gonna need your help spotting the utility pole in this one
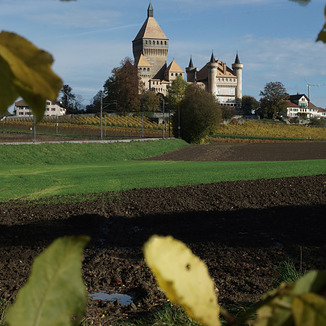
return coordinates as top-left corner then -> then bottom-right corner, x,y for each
162,98 -> 165,139
306,83 -> 326,114
306,83 -> 326,103
100,91 -> 103,140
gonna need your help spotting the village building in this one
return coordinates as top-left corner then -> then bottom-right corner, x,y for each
133,3 -> 243,107
13,100 -> 66,117
286,94 -> 326,119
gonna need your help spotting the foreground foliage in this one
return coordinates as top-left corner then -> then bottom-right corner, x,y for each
6,235 -> 325,326
6,236 -> 89,326
0,31 -> 62,121
144,235 -> 326,326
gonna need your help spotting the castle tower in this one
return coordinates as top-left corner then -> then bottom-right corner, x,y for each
207,52 -> 218,95
185,56 -> 198,82
232,53 -> 243,103
132,3 -> 169,80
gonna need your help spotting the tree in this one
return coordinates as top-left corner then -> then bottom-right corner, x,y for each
141,91 -> 161,112
59,84 -> 81,114
166,75 -> 188,110
172,85 -> 222,143
221,106 -> 236,121
259,81 -> 289,119
241,95 -> 259,115
85,91 -> 102,113
103,57 -> 142,113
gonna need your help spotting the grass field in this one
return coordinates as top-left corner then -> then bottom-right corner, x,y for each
1,139 -> 326,202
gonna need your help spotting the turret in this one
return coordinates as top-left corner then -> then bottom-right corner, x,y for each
185,56 -> 198,82
207,52 -> 218,95
232,52 -> 243,104
147,2 -> 153,18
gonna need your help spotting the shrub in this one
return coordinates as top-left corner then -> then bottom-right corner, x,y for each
172,85 -> 221,143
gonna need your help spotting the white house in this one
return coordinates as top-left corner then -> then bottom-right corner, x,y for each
13,100 -> 66,117
286,94 -> 326,119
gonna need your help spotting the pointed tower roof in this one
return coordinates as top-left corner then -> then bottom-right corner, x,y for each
234,52 -> 241,64
210,52 -> 216,63
188,56 -> 194,68
134,3 -> 168,40
147,2 -> 153,17
166,59 -> 184,73
136,53 -> 152,67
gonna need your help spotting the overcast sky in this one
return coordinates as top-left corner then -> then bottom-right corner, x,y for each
1,0 -> 326,108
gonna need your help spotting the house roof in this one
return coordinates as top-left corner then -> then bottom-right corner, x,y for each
308,102 -> 323,110
134,17 -> 168,40
289,94 -> 309,102
166,59 -> 184,73
286,96 -> 324,111
136,53 -> 152,67
285,100 -> 300,108
196,59 -> 236,81
15,100 -> 28,107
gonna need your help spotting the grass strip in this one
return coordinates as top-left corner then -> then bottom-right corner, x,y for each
0,139 -> 188,165
1,159 -> 325,202
114,303 -> 199,326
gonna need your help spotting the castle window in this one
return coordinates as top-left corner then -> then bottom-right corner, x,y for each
145,40 -> 147,44
147,68 -> 150,71
165,41 -> 167,45
161,41 -> 163,45
149,40 -> 151,44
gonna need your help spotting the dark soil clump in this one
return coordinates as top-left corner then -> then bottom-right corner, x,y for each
0,141 -> 326,325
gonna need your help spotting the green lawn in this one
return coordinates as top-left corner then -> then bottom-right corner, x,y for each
1,158 -> 326,202
1,139 -> 325,202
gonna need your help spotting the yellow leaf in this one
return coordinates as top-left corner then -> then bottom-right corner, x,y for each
292,293 -> 326,326
0,31 -> 62,120
316,5 -> 326,43
144,235 -> 220,326
250,284 -> 294,326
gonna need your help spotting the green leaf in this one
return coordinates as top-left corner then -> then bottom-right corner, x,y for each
249,271 -> 326,325
316,6 -> 326,43
292,293 -> 326,326
250,284 -> 294,325
6,236 -> 90,326
0,31 -> 62,120
292,270 -> 326,295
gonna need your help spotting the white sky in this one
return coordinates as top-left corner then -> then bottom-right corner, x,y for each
1,0 -> 325,108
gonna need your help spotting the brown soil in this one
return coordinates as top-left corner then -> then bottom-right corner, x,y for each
0,141 -> 326,325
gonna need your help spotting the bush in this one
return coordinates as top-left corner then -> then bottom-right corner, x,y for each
221,106 -> 236,121
309,118 -> 326,126
172,85 -> 222,143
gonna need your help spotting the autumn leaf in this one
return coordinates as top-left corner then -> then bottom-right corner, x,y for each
144,235 -> 220,326
316,5 -> 326,43
0,31 -> 62,120
292,293 -> 326,326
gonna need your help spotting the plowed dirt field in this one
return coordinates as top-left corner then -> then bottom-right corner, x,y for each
1,141 -> 326,325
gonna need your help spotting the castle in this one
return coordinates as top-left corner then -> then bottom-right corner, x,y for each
133,3 -> 243,107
